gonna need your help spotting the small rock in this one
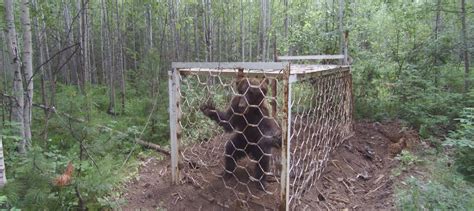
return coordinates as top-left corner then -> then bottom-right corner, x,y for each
356,171 -> 370,180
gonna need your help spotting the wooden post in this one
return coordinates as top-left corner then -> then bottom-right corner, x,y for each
280,64 -> 291,211
271,79 -> 278,117
168,69 -> 181,184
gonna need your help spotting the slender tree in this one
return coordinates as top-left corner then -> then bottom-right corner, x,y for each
433,0 -> 442,86
20,0 -> 34,149
4,0 -> 26,153
460,0 -> 470,94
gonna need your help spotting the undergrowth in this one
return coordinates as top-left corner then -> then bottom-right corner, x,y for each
396,155 -> 474,210
396,111 -> 474,210
0,83 -> 168,209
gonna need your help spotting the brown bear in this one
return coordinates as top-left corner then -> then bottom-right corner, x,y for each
200,77 -> 281,190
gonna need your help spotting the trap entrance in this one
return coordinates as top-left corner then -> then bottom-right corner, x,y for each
168,61 -> 353,210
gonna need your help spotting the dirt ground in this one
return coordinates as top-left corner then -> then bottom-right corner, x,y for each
120,121 -> 419,210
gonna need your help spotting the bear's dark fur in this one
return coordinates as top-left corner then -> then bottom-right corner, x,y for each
200,77 -> 281,189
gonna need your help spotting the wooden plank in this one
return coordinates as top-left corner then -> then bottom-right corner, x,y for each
168,69 -> 181,184
178,68 -> 285,79
294,66 -> 351,81
280,66 -> 291,211
277,55 -> 345,61
172,62 -> 289,70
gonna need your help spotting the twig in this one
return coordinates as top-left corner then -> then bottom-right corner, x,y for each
328,196 -> 349,204
323,176 -> 337,186
172,192 -> 183,205
365,183 -> 385,196
342,157 -> 356,172
340,179 -> 354,195
373,174 -> 385,184
75,185 -> 86,211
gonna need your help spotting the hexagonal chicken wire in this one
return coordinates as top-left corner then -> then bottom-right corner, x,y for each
168,61 -> 353,210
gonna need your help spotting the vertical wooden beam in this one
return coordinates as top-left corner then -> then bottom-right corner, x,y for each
271,79 -> 278,117
169,69 -> 181,184
279,64 -> 291,211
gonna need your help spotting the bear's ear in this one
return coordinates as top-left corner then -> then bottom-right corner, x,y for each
236,69 -> 245,80
234,69 -> 246,90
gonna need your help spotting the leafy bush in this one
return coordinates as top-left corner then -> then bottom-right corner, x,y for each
0,84 -> 159,209
395,150 -> 421,167
396,157 -> 474,210
444,108 -> 474,182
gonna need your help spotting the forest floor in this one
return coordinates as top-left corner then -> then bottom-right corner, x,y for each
120,121 -> 421,210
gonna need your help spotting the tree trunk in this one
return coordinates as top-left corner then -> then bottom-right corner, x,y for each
4,0 -> 26,153
240,0 -> 245,61
338,0 -> 344,64
115,0 -> 125,113
103,0 -> 116,115
100,0 -> 106,85
63,1 -> 76,85
284,0 -> 288,41
79,0 -> 90,86
170,0 -> 180,61
20,0 -> 34,147
461,0 -> 470,94
260,0 -> 267,61
193,11 -> 199,61
0,137 -> 6,186
33,0 -> 50,141
433,0 -> 442,86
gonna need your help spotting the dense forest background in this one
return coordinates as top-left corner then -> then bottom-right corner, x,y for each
0,0 -> 473,209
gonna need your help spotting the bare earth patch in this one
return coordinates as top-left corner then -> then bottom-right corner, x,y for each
120,121 -> 419,210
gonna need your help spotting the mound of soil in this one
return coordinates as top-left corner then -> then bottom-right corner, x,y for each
295,121 -> 419,210
120,121 -> 419,210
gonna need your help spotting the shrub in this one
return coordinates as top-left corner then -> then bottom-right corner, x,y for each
444,108 -> 474,182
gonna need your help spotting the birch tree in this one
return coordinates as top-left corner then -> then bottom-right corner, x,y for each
4,0 -> 26,153
20,0 -> 34,149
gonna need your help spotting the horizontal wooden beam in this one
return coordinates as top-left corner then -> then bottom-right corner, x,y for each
277,55 -> 345,61
172,62 -> 289,70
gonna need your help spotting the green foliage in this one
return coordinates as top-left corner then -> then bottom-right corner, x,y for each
396,157 -> 474,210
395,150 -> 421,167
0,127 -> 142,209
394,72 -> 463,138
444,108 -> 474,182
392,150 -> 422,177
0,84 -> 159,209
349,1 -> 473,139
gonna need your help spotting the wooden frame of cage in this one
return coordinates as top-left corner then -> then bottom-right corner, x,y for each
168,61 -> 351,211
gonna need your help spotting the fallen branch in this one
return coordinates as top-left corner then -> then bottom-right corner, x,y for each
136,139 -> 170,156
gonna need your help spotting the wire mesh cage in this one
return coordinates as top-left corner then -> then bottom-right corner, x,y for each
168,62 -> 353,210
